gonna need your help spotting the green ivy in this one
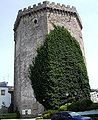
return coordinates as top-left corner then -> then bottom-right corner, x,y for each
29,25 -> 90,110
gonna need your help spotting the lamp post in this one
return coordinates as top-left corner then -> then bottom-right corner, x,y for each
66,92 -> 69,110
74,91 -> 78,101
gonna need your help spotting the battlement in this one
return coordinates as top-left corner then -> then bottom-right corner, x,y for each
14,1 -> 82,31
18,1 -> 77,13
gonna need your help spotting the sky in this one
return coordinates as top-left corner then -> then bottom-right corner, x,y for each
0,0 -> 98,89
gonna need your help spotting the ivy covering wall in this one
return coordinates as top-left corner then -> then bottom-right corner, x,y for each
29,25 -> 90,109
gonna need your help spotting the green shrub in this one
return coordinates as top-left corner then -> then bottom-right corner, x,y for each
59,103 -> 71,111
29,25 -> 90,110
68,98 -> 93,111
42,110 -> 58,119
88,103 -> 98,110
68,102 -> 79,111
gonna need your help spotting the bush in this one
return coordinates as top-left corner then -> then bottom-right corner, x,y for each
68,98 -> 93,111
42,110 -> 58,119
88,103 -> 98,110
0,113 -> 17,119
59,103 -> 71,111
29,25 -> 90,110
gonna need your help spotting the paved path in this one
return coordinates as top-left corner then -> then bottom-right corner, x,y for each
78,109 -> 98,115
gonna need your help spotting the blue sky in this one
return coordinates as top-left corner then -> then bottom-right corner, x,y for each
0,0 -> 98,89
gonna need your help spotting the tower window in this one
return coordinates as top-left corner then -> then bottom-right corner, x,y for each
1,90 -> 5,95
34,19 -> 38,24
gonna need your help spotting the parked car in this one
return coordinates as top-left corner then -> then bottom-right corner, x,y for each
51,111 -> 92,120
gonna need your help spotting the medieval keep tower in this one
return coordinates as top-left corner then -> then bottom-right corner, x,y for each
14,1 -> 86,117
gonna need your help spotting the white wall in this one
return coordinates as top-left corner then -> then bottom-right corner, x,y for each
90,91 -> 98,103
0,87 -> 11,109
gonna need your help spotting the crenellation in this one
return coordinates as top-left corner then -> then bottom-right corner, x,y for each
16,1 -> 78,16
18,9 -> 22,14
38,2 -> 41,6
66,5 -> 72,12
28,6 -> 31,10
51,2 -> 55,5
57,3 -> 60,7
67,5 -> 70,8
62,4 -> 66,8
72,6 -> 76,12
56,3 -> 62,10
43,1 -> 50,4
39,2 -> 46,9
23,8 -> 27,11
33,4 -> 36,8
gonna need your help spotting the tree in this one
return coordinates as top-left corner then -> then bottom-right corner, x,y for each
29,25 -> 90,110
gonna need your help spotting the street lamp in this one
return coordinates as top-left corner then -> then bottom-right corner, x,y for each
74,91 -> 78,101
66,92 -> 69,110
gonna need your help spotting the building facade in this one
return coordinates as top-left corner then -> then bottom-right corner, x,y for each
0,82 -> 11,111
90,89 -> 98,103
14,1 -> 86,117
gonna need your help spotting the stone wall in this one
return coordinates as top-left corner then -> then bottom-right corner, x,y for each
14,8 -> 47,117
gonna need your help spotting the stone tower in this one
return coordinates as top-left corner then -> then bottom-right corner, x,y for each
14,1 -> 85,117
